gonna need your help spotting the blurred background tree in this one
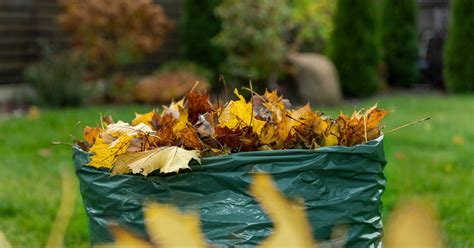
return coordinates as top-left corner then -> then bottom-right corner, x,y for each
214,0 -> 334,88
58,0 -> 173,75
181,0 -> 224,81
381,0 -> 419,87
329,0 -> 380,97
444,0 -> 474,92
214,0 -> 290,87
287,0 -> 335,53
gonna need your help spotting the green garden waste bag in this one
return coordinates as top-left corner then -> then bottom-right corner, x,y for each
73,136 -> 386,247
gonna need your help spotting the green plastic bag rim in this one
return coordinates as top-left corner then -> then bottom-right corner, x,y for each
74,135 -> 384,170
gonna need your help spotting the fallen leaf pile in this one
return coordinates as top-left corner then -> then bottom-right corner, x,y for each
77,88 -> 388,175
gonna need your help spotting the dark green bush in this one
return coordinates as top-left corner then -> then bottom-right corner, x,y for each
181,0 -> 224,71
443,0 -> 474,92
381,0 -> 419,87
24,53 -> 84,107
329,0 -> 380,97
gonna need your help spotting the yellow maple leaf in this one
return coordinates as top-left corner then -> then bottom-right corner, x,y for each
251,174 -> 316,248
132,111 -> 156,127
144,203 -> 208,248
88,135 -> 133,169
113,146 -> 201,176
172,106 -> 190,134
218,89 -> 265,134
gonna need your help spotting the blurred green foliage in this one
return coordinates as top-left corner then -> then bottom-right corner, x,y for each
214,0 -> 290,85
181,0 -> 224,77
329,0 -> 380,97
444,0 -> 474,92
23,51 -> 84,107
289,0 -> 335,53
381,0 -> 419,87
214,0 -> 334,87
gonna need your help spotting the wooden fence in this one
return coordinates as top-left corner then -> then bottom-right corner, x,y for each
0,0 -> 182,85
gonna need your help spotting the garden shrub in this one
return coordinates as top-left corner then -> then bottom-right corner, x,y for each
134,61 -> 211,103
214,0 -> 334,88
329,0 -> 380,97
181,0 -> 224,71
58,0 -> 173,74
24,52 -> 84,107
288,0 -> 335,53
443,0 -> 474,92
381,0 -> 419,87
214,0 -> 290,86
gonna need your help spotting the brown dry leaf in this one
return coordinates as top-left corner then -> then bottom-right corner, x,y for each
384,201 -> 443,248
187,91 -> 214,124
251,174 -> 316,248
83,126 -> 101,145
113,146 -> 200,175
179,128 -> 204,150
293,107 -> 328,149
337,104 -> 388,146
144,203 -> 208,248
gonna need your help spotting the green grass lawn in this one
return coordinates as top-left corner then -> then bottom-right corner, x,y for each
0,93 -> 473,247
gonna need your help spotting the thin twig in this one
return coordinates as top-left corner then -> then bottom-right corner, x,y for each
384,117 -> 431,135
52,141 -> 74,146
219,74 -> 229,102
285,113 -> 308,126
190,81 -> 200,92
